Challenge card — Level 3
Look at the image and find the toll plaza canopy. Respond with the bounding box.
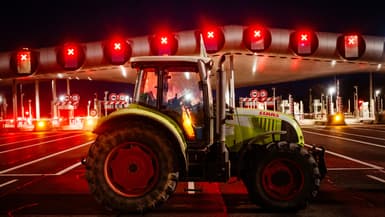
[0,25,384,87]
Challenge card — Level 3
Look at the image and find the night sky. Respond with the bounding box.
[1,0,385,115]
[1,0,385,51]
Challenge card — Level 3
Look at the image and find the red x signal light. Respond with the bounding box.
[10,48,39,75]
[103,38,131,65]
[337,33,366,60]
[57,42,85,70]
[289,30,319,56]
[149,33,178,55]
[199,27,225,54]
[243,25,271,52]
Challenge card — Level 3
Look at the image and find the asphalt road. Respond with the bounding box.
[0,124,384,217]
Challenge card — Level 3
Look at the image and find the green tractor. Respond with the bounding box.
[83,55,326,213]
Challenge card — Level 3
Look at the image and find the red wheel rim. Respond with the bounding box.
[261,158,304,201]
[105,142,160,197]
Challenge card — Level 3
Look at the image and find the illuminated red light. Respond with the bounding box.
[289,30,318,56]
[63,44,80,69]
[18,52,29,61]
[344,35,359,58]
[57,43,85,70]
[345,35,358,46]
[10,48,39,75]
[254,30,261,38]
[66,48,75,56]
[113,42,121,50]
[17,51,31,73]
[243,25,271,52]
[337,33,365,60]
[298,32,311,54]
[200,27,225,53]
[149,33,178,55]
[104,38,131,65]
[207,31,215,39]
[160,37,168,44]
[300,33,308,42]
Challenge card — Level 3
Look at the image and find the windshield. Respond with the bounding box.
[135,65,204,140]
[136,66,203,109]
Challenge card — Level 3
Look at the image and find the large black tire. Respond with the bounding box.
[246,141,320,211]
[85,123,178,213]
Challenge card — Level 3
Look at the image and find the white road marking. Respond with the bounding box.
[327,167,381,171]
[187,181,195,194]
[0,134,86,154]
[367,175,385,184]
[0,179,18,188]
[0,132,76,147]
[310,128,385,141]
[0,161,82,176]
[304,144,383,170]
[55,162,82,175]
[350,126,385,132]
[0,141,93,174]
[303,130,385,149]
[0,174,56,176]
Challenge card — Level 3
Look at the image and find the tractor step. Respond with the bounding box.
[184,181,203,193]
[184,188,203,193]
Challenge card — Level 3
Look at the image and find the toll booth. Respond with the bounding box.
[238,89,277,110]
[361,102,369,119]
[99,92,131,117]
[54,93,81,129]
[313,99,326,120]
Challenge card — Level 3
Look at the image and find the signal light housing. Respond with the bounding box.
[10,48,39,75]
[199,27,225,54]
[243,25,271,52]
[103,38,131,65]
[149,33,178,55]
[337,33,366,60]
[289,30,319,56]
[56,42,85,70]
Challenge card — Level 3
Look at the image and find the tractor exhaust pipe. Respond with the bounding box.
[216,54,226,149]
[215,54,230,181]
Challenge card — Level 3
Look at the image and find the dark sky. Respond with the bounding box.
[1,0,385,51]
[1,0,385,115]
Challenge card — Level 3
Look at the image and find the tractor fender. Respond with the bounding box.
[93,107,188,172]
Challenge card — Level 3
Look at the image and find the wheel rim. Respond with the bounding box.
[105,142,160,197]
[261,158,304,201]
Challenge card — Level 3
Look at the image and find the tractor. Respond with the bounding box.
[83,54,326,213]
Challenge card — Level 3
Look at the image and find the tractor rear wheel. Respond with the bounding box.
[85,123,178,213]
[247,141,320,211]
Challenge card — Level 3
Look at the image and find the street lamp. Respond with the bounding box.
[21,93,24,119]
[354,85,358,118]
[28,99,32,119]
[328,87,335,114]
[375,89,380,97]
[375,89,381,112]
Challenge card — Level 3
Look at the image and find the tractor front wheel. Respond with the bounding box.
[247,141,321,211]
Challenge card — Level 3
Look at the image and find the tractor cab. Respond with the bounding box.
[131,56,214,145]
